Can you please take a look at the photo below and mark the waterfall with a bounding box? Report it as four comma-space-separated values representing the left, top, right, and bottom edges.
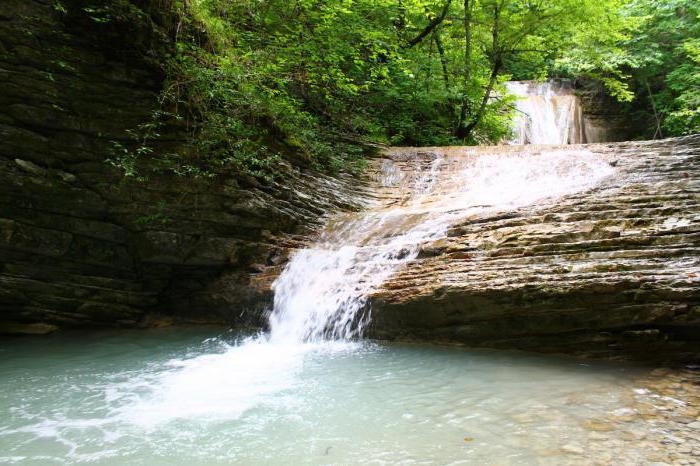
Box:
267, 82, 620, 342
507, 80, 586, 145
269, 148, 615, 343
116, 147, 616, 427
123, 133, 616, 428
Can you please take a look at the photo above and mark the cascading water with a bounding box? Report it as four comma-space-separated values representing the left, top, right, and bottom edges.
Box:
111, 147, 615, 428
9, 148, 675, 466
268, 148, 615, 343
507, 80, 586, 145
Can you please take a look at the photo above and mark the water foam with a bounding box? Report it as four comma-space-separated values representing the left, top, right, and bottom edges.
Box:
1, 332, 655, 465
269, 149, 615, 343
0, 146, 620, 466
102, 148, 614, 427
111, 338, 361, 428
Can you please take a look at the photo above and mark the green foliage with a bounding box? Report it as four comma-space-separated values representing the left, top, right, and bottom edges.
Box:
549, 0, 636, 101
52, 1, 68, 15
109, 116, 163, 181
134, 201, 171, 226
115, 0, 697, 181
554, 0, 700, 136
624, 0, 700, 136
82, 6, 115, 23
122, 0, 398, 180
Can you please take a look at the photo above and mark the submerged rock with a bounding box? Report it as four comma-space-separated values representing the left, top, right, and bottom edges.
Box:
0, 322, 58, 335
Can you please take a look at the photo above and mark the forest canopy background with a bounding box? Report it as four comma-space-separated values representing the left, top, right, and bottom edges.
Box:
101, 0, 699, 179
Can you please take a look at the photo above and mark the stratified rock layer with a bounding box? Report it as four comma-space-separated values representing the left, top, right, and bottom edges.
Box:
0, 0, 368, 333
370, 136, 700, 359
575, 79, 647, 143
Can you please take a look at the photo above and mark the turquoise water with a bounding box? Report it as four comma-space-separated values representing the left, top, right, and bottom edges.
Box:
0, 329, 647, 465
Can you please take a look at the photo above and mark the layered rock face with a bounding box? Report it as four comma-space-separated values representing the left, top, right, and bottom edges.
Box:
575, 80, 648, 142
0, 0, 368, 333
2, 1, 698, 364
369, 136, 700, 359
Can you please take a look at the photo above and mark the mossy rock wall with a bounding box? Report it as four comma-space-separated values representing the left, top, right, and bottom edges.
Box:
0, 0, 368, 333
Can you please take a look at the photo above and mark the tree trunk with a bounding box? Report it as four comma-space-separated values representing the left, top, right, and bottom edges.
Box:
433, 29, 450, 90
405, 0, 453, 47
645, 79, 664, 139
463, 59, 502, 138
455, 0, 472, 138
459, 1, 502, 141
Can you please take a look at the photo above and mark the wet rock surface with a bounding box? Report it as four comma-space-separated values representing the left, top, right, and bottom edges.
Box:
370, 136, 700, 360
1, 2, 697, 355
0, 0, 369, 332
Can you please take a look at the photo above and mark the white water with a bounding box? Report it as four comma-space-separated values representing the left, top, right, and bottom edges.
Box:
269, 148, 615, 343
0, 330, 660, 465
507, 81, 585, 145
159, 148, 614, 424
103, 148, 614, 429
0, 146, 623, 464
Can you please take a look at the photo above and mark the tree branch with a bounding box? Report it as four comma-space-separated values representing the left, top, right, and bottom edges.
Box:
404, 0, 453, 48
461, 1, 503, 139
432, 28, 450, 89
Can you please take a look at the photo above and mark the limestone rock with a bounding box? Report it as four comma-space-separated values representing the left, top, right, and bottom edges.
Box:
0, 321, 58, 335
369, 136, 700, 360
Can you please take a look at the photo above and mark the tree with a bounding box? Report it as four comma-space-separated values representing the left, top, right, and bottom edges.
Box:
116, 0, 679, 180
398, 0, 633, 141
625, 0, 700, 136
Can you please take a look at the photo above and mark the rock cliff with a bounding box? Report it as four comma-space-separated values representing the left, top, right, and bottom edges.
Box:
0, 0, 368, 333
369, 136, 700, 359
574, 79, 649, 142
2, 1, 698, 364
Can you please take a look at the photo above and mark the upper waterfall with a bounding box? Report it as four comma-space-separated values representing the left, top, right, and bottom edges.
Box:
507, 80, 587, 145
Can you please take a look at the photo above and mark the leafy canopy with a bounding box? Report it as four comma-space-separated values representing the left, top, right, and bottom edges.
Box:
108, 0, 697, 179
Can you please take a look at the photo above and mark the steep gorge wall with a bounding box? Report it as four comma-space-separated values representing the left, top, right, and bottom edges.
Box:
0, 0, 368, 333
